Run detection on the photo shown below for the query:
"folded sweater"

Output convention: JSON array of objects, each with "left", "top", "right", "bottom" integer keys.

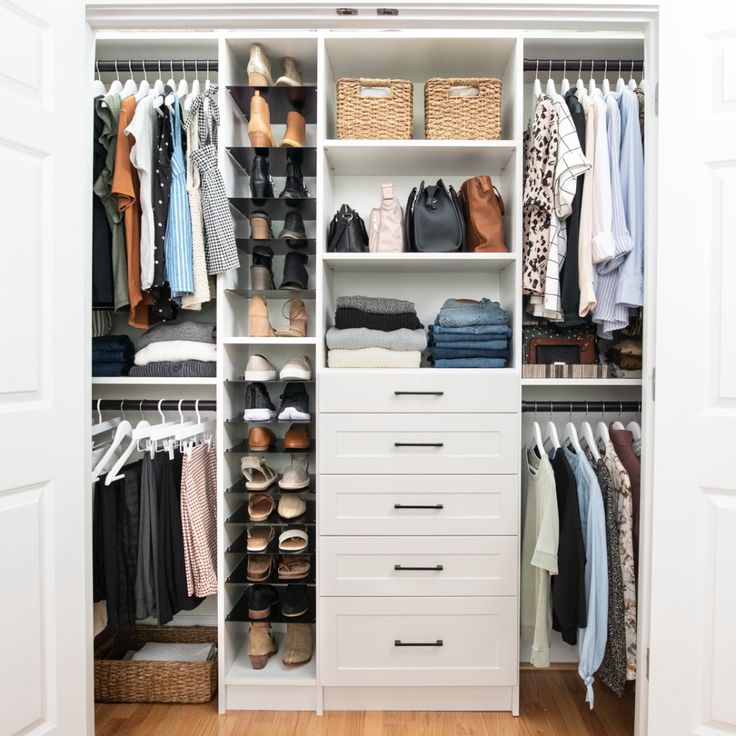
[
  {"left": 128, "top": 360, "right": 217, "bottom": 378},
  {"left": 327, "top": 348, "right": 421, "bottom": 369},
  {"left": 326, "top": 327, "right": 427, "bottom": 352},
  {"left": 134, "top": 340, "right": 217, "bottom": 366},
  {"left": 137, "top": 320, "right": 216, "bottom": 350},
  {"left": 336, "top": 295, "right": 416, "bottom": 315},
  {"left": 335, "top": 307, "right": 422, "bottom": 332}
]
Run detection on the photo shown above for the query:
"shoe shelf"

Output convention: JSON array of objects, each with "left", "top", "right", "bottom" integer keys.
[
  {"left": 227, "top": 85, "right": 318, "bottom": 124},
  {"left": 225, "top": 416, "right": 313, "bottom": 425},
  {"left": 226, "top": 501, "right": 316, "bottom": 526},
  {"left": 236, "top": 238, "right": 317, "bottom": 255},
  {"left": 226, "top": 559, "right": 316, "bottom": 587},
  {"left": 226, "top": 288, "right": 316, "bottom": 300},
  {"left": 226, "top": 440, "right": 315, "bottom": 454},
  {"left": 322, "top": 252, "right": 517, "bottom": 273},
  {"left": 222, "top": 337, "right": 318, "bottom": 345},
  {"left": 226, "top": 587, "right": 316, "bottom": 624},
  {"left": 226, "top": 530, "right": 316, "bottom": 556},
  {"left": 228, "top": 146, "right": 317, "bottom": 177},
  {"left": 230, "top": 197, "right": 317, "bottom": 219},
  {"left": 226, "top": 636, "right": 317, "bottom": 687},
  {"left": 225, "top": 378, "right": 315, "bottom": 385},
  {"left": 227, "top": 478, "right": 316, "bottom": 495}
]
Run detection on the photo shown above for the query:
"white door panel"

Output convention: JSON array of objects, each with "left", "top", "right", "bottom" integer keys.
[
  {"left": 0, "top": 0, "right": 90, "bottom": 733},
  {"left": 651, "top": 3, "right": 736, "bottom": 735}
]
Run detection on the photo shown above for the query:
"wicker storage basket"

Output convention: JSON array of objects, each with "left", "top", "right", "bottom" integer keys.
[
  {"left": 424, "top": 77, "right": 503, "bottom": 140},
  {"left": 94, "top": 626, "right": 218, "bottom": 704},
  {"left": 336, "top": 78, "right": 413, "bottom": 139}
]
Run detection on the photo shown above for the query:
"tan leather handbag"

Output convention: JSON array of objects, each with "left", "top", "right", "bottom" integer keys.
[{"left": 459, "top": 176, "right": 507, "bottom": 252}]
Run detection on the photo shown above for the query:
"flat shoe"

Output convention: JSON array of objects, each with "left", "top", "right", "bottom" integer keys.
[
  {"left": 277, "top": 555, "right": 311, "bottom": 580},
  {"left": 247, "top": 525, "right": 276, "bottom": 552},
  {"left": 279, "top": 527, "right": 308, "bottom": 553},
  {"left": 248, "top": 493, "right": 275, "bottom": 522},
  {"left": 248, "top": 426, "right": 276, "bottom": 452},
  {"left": 277, "top": 494, "right": 306, "bottom": 520},
  {"left": 278, "top": 461, "right": 310, "bottom": 491},
  {"left": 247, "top": 555, "right": 273, "bottom": 582},
  {"left": 283, "top": 424, "right": 310, "bottom": 450}
]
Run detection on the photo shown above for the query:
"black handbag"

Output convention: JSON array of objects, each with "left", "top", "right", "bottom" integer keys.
[
  {"left": 327, "top": 204, "right": 368, "bottom": 253},
  {"left": 405, "top": 179, "right": 465, "bottom": 252}
]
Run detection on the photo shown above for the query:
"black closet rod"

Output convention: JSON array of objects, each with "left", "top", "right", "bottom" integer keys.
[
  {"left": 95, "top": 59, "right": 218, "bottom": 73},
  {"left": 523, "top": 59, "right": 644, "bottom": 73},
  {"left": 522, "top": 400, "right": 641, "bottom": 413},
  {"left": 93, "top": 399, "right": 216, "bottom": 412}
]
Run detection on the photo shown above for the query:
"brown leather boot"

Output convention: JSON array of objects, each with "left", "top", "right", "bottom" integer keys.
[
  {"left": 248, "top": 91, "right": 276, "bottom": 147},
  {"left": 275, "top": 298, "right": 308, "bottom": 337},
  {"left": 248, "top": 622, "right": 278, "bottom": 670},
  {"left": 280, "top": 111, "right": 306, "bottom": 148},
  {"left": 249, "top": 295, "right": 275, "bottom": 337}
]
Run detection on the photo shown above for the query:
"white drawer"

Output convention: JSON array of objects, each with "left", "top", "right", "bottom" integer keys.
[
  {"left": 319, "top": 413, "right": 519, "bottom": 475},
  {"left": 319, "top": 369, "right": 518, "bottom": 414},
  {"left": 320, "top": 596, "right": 518, "bottom": 687},
  {"left": 319, "top": 536, "right": 517, "bottom": 597},
  {"left": 319, "top": 474, "right": 518, "bottom": 536}
]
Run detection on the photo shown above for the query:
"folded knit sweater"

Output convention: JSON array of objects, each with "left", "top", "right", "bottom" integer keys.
[
  {"left": 134, "top": 340, "right": 217, "bottom": 366},
  {"left": 327, "top": 348, "right": 421, "bottom": 369},
  {"left": 137, "top": 320, "right": 216, "bottom": 350},
  {"left": 335, "top": 307, "right": 422, "bottom": 332},
  {"left": 336, "top": 295, "right": 416, "bottom": 315},
  {"left": 326, "top": 327, "right": 427, "bottom": 352},
  {"left": 128, "top": 360, "right": 217, "bottom": 378}
]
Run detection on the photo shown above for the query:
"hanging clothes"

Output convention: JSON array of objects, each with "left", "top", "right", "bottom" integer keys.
[
  {"left": 92, "top": 99, "right": 114, "bottom": 309},
  {"left": 609, "top": 427, "right": 641, "bottom": 570}
]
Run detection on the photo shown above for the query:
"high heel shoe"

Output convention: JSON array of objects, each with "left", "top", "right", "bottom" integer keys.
[
  {"left": 275, "top": 298, "right": 308, "bottom": 338},
  {"left": 249, "top": 295, "right": 276, "bottom": 337},
  {"left": 247, "top": 44, "right": 274, "bottom": 86},
  {"left": 248, "top": 91, "right": 276, "bottom": 148}
]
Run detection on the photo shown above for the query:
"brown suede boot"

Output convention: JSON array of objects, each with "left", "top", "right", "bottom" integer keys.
[
  {"left": 282, "top": 624, "right": 313, "bottom": 666},
  {"left": 248, "top": 622, "right": 278, "bottom": 669},
  {"left": 280, "top": 111, "right": 306, "bottom": 148},
  {"left": 249, "top": 295, "right": 275, "bottom": 337},
  {"left": 248, "top": 91, "right": 276, "bottom": 147}
]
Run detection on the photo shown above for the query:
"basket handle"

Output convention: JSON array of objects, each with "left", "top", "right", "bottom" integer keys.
[{"left": 358, "top": 78, "right": 396, "bottom": 97}]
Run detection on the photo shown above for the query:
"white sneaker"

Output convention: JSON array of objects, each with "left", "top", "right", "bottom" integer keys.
[
  {"left": 279, "top": 354, "right": 312, "bottom": 381},
  {"left": 245, "top": 354, "right": 277, "bottom": 381}
]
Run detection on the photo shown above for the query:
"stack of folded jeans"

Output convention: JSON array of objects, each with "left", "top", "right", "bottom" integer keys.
[
  {"left": 428, "top": 298, "right": 512, "bottom": 368},
  {"left": 129, "top": 321, "right": 217, "bottom": 377},
  {"left": 328, "top": 296, "right": 425, "bottom": 368},
  {"left": 92, "top": 335, "right": 135, "bottom": 376}
]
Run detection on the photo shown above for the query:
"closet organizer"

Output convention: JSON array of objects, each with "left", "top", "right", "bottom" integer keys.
[{"left": 90, "top": 23, "right": 653, "bottom": 722}]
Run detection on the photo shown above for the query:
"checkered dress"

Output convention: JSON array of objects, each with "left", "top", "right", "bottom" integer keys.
[{"left": 185, "top": 86, "right": 239, "bottom": 274}]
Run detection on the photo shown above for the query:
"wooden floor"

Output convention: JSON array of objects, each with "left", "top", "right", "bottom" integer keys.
[{"left": 95, "top": 670, "right": 635, "bottom": 735}]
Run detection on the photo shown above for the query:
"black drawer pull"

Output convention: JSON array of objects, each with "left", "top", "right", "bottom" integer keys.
[
  {"left": 394, "top": 564, "right": 444, "bottom": 571},
  {"left": 394, "top": 442, "right": 444, "bottom": 447},
  {"left": 394, "top": 391, "right": 444, "bottom": 396},
  {"left": 394, "top": 503, "right": 444, "bottom": 510},
  {"left": 395, "top": 639, "right": 443, "bottom": 647}
]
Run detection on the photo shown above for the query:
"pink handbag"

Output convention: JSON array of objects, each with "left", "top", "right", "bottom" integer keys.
[{"left": 368, "top": 183, "right": 405, "bottom": 253}]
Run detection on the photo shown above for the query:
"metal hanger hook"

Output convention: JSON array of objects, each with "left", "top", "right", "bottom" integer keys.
[
  {"left": 182, "top": 59, "right": 186, "bottom": 82},
  {"left": 604, "top": 58, "right": 608, "bottom": 78},
  {"left": 158, "top": 399, "right": 165, "bottom": 424},
  {"left": 579, "top": 58, "right": 582, "bottom": 77},
  {"left": 194, "top": 59, "right": 198, "bottom": 81},
  {"left": 139, "top": 400, "right": 144, "bottom": 419},
  {"left": 206, "top": 58, "right": 210, "bottom": 78},
  {"left": 170, "top": 58, "right": 174, "bottom": 77},
  {"left": 590, "top": 58, "right": 594, "bottom": 81},
  {"left": 585, "top": 401, "right": 589, "bottom": 417},
  {"left": 631, "top": 59, "right": 635, "bottom": 81},
  {"left": 178, "top": 399, "right": 184, "bottom": 424},
  {"left": 618, "top": 59, "right": 622, "bottom": 77},
  {"left": 548, "top": 58, "right": 552, "bottom": 80},
  {"left": 128, "top": 59, "right": 133, "bottom": 80},
  {"left": 195, "top": 399, "right": 201, "bottom": 424},
  {"left": 562, "top": 58, "right": 567, "bottom": 77},
  {"left": 96, "top": 60, "right": 101, "bottom": 81},
  {"left": 120, "top": 400, "right": 126, "bottom": 421},
  {"left": 114, "top": 59, "right": 120, "bottom": 81},
  {"left": 158, "top": 59, "right": 162, "bottom": 78},
  {"left": 96, "top": 399, "right": 102, "bottom": 424},
  {"left": 142, "top": 59, "right": 148, "bottom": 81}
]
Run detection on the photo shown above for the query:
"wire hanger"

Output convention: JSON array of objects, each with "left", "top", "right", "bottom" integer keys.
[
  {"left": 107, "top": 59, "right": 123, "bottom": 95},
  {"left": 532, "top": 58, "right": 542, "bottom": 102},
  {"left": 92, "top": 60, "right": 106, "bottom": 97},
  {"left": 560, "top": 58, "right": 570, "bottom": 95},
  {"left": 601, "top": 58, "right": 611, "bottom": 96},
  {"left": 120, "top": 59, "right": 138, "bottom": 99},
  {"left": 616, "top": 59, "right": 626, "bottom": 92},
  {"left": 545, "top": 58, "right": 557, "bottom": 98},
  {"left": 135, "top": 59, "right": 151, "bottom": 101}
]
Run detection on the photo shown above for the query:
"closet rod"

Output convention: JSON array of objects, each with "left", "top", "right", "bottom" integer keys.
[
  {"left": 92, "top": 399, "right": 216, "bottom": 412},
  {"left": 95, "top": 59, "right": 218, "bottom": 73},
  {"left": 523, "top": 59, "right": 644, "bottom": 73},
  {"left": 522, "top": 400, "right": 641, "bottom": 413}
]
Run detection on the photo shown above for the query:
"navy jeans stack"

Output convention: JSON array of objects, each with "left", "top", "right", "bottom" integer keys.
[{"left": 92, "top": 335, "right": 135, "bottom": 376}]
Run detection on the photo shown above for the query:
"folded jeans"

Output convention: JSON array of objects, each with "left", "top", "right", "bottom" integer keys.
[
  {"left": 432, "top": 357, "right": 508, "bottom": 368},
  {"left": 436, "top": 298, "right": 508, "bottom": 327},
  {"left": 429, "top": 324, "right": 512, "bottom": 337},
  {"left": 429, "top": 346, "right": 510, "bottom": 360},
  {"left": 429, "top": 339, "right": 508, "bottom": 351}
]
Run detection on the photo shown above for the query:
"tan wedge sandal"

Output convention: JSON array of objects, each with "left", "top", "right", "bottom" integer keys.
[
  {"left": 249, "top": 295, "right": 276, "bottom": 337},
  {"left": 275, "top": 297, "right": 308, "bottom": 338},
  {"left": 248, "top": 91, "right": 276, "bottom": 147}
]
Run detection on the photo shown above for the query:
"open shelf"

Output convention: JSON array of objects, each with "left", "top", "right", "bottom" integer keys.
[
  {"left": 227, "top": 586, "right": 316, "bottom": 623},
  {"left": 226, "top": 500, "right": 316, "bottom": 526},
  {"left": 230, "top": 197, "right": 317, "bottom": 220},
  {"left": 227, "top": 478, "right": 316, "bottom": 495},
  {"left": 227, "top": 85, "right": 318, "bottom": 123},
  {"left": 225, "top": 378, "right": 314, "bottom": 385},
  {"left": 323, "top": 252, "right": 517, "bottom": 273},
  {"left": 226, "top": 440, "right": 315, "bottom": 454},
  {"left": 521, "top": 378, "right": 643, "bottom": 387},
  {"left": 91, "top": 377, "right": 217, "bottom": 385},
  {"left": 228, "top": 146, "right": 317, "bottom": 177},
  {"left": 226, "top": 530, "right": 316, "bottom": 556},
  {"left": 225, "top": 634, "right": 316, "bottom": 687},
  {"left": 227, "top": 289, "right": 316, "bottom": 300},
  {"left": 237, "top": 238, "right": 316, "bottom": 255},
  {"left": 226, "top": 558, "right": 316, "bottom": 586},
  {"left": 222, "top": 337, "right": 318, "bottom": 346}
]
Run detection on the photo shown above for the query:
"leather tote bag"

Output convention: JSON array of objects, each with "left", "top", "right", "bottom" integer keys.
[
  {"left": 327, "top": 204, "right": 369, "bottom": 253},
  {"left": 459, "top": 175, "right": 507, "bottom": 252},
  {"left": 405, "top": 179, "right": 465, "bottom": 252},
  {"left": 368, "top": 183, "right": 405, "bottom": 253}
]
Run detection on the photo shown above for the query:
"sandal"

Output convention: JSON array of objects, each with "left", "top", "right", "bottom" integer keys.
[
  {"left": 277, "top": 494, "right": 306, "bottom": 520},
  {"left": 247, "top": 554, "right": 273, "bottom": 582},
  {"left": 279, "top": 527, "right": 308, "bottom": 552},
  {"left": 248, "top": 493, "right": 275, "bottom": 522},
  {"left": 278, "top": 455, "right": 310, "bottom": 491},
  {"left": 277, "top": 555, "right": 311, "bottom": 580},
  {"left": 247, "top": 525, "right": 276, "bottom": 552},
  {"left": 241, "top": 456, "right": 278, "bottom": 491}
]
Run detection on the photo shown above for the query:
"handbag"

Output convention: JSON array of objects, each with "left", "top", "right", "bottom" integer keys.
[
  {"left": 368, "top": 183, "right": 405, "bottom": 253},
  {"left": 327, "top": 204, "right": 368, "bottom": 253},
  {"left": 459, "top": 175, "right": 507, "bottom": 252},
  {"left": 405, "top": 179, "right": 465, "bottom": 252}
]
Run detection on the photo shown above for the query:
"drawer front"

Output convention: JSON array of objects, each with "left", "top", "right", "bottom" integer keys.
[
  {"left": 319, "top": 370, "right": 519, "bottom": 414},
  {"left": 319, "top": 536, "right": 517, "bottom": 597},
  {"left": 319, "top": 413, "right": 519, "bottom": 475},
  {"left": 319, "top": 474, "right": 518, "bottom": 536},
  {"left": 320, "top": 596, "right": 518, "bottom": 686}
]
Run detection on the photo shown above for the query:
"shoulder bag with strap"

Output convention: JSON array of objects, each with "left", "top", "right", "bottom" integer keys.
[{"left": 368, "top": 183, "right": 405, "bottom": 253}]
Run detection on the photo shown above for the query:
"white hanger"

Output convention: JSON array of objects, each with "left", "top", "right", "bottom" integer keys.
[
  {"left": 153, "top": 59, "right": 165, "bottom": 96},
  {"left": 601, "top": 59, "right": 611, "bottom": 96},
  {"left": 91, "top": 399, "right": 122, "bottom": 437},
  {"left": 92, "top": 60, "right": 106, "bottom": 97},
  {"left": 560, "top": 58, "right": 571, "bottom": 95},
  {"left": 616, "top": 60, "right": 626, "bottom": 92},
  {"left": 595, "top": 402, "right": 611, "bottom": 449},
  {"left": 527, "top": 402, "right": 545, "bottom": 457},
  {"left": 611, "top": 404, "right": 628, "bottom": 431},
  {"left": 143, "top": 400, "right": 186, "bottom": 457},
  {"left": 177, "top": 60, "right": 189, "bottom": 100},
  {"left": 107, "top": 60, "right": 123, "bottom": 95},
  {"left": 165, "top": 59, "right": 176, "bottom": 92},
  {"left": 185, "top": 60, "right": 201, "bottom": 112},
  {"left": 541, "top": 406, "right": 560, "bottom": 452},
  {"left": 532, "top": 59, "right": 542, "bottom": 102},
  {"left": 627, "top": 420, "right": 642, "bottom": 441},
  {"left": 628, "top": 60, "right": 638, "bottom": 90},
  {"left": 576, "top": 59, "right": 585, "bottom": 94},
  {"left": 92, "top": 402, "right": 132, "bottom": 482},
  {"left": 545, "top": 59, "right": 557, "bottom": 98},
  {"left": 588, "top": 59, "right": 597, "bottom": 96},
  {"left": 579, "top": 407, "right": 601, "bottom": 463},
  {"left": 176, "top": 400, "right": 216, "bottom": 451},
  {"left": 120, "top": 59, "right": 138, "bottom": 99},
  {"left": 135, "top": 60, "right": 151, "bottom": 102},
  {"left": 562, "top": 404, "right": 583, "bottom": 454}
]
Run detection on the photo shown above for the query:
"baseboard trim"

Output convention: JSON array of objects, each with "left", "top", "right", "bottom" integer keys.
[{"left": 520, "top": 661, "right": 579, "bottom": 671}]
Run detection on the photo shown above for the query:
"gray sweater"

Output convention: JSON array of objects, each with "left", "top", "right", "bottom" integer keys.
[
  {"left": 336, "top": 295, "right": 416, "bottom": 315},
  {"left": 326, "top": 327, "right": 427, "bottom": 352}
]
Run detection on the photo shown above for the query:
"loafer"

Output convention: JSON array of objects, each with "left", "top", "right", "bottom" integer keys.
[
  {"left": 283, "top": 423, "right": 310, "bottom": 450},
  {"left": 281, "top": 584, "right": 309, "bottom": 618},
  {"left": 248, "top": 426, "right": 276, "bottom": 452},
  {"left": 248, "top": 584, "right": 279, "bottom": 619},
  {"left": 245, "top": 354, "right": 277, "bottom": 381},
  {"left": 279, "top": 354, "right": 311, "bottom": 381}
]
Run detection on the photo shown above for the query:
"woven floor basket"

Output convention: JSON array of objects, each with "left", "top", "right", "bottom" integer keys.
[
  {"left": 95, "top": 625, "right": 218, "bottom": 704},
  {"left": 424, "top": 77, "right": 503, "bottom": 140},
  {"left": 336, "top": 78, "right": 413, "bottom": 139}
]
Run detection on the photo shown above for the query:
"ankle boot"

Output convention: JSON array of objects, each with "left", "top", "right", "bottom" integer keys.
[
  {"left": 250, "top": 154, "right": 274, "bottom": 198},
  {"left": 251, "top": 245, "right": 275, "bottom": 290},
  {"left": 248, "top": 622, "right": 278, "bottom": 670},
  {"left": 279, "top": 251, "right": 308, "bottom": 291},
  {"left": 249, "top": 295, "right": 276, "bottom": 337},
  {"left": 280, "top": 111, "right": 306, "bottom": 148},
  {"left": 275, "top": 298, "right": 308, "bottom": 338},
  {"left": 248, "top": 91, "right": 276, "bottom": 148},
  {"left": 278, "top": 210, "right": 308, "bottom": 243},
  {"left": 247, "top": 44, "right": 273, "bottom": 86},
  {"left": 279, "top": 161, "right": 308, "bottom": 199},
  {"left": 250, "top": 211, "right": 274, "bottom": 240},
  {"left": 275, "top": 57, "right": 302, "bottom": 87}
]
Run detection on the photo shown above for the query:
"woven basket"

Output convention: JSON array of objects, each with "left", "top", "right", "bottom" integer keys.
[
  {"left": 424, "top": 77, "right": 503, "bottom": 140},
  {"left": 94, "top": 625, "right": 218, "bottom": 704},
  {"left": 336, "top": 78, "right": 413, "bottom": 139}
]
